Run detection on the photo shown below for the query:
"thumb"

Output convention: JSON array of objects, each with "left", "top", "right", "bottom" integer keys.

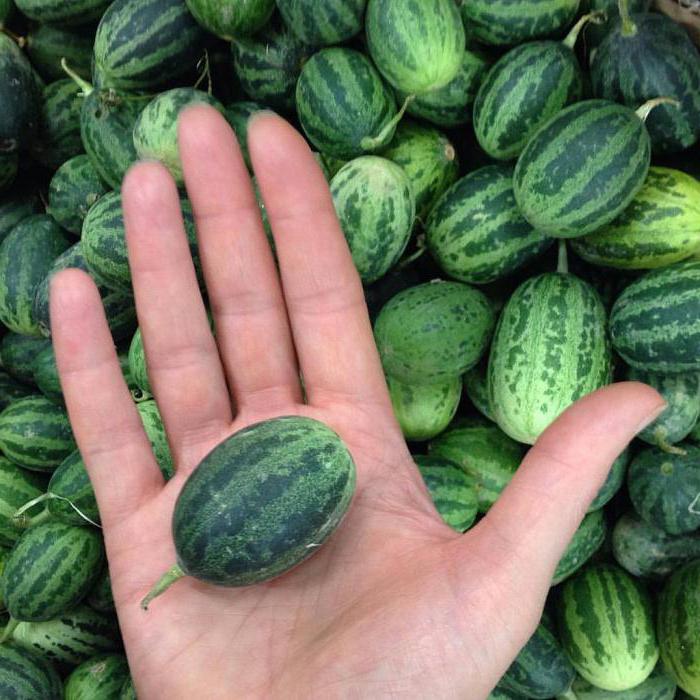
[{"left": 475, "top": 382, "right": 665, "bottom": 592}]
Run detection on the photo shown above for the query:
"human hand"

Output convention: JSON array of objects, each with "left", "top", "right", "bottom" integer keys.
[{"left": 50, "top": 106, "right": 664, "bottom": 699}]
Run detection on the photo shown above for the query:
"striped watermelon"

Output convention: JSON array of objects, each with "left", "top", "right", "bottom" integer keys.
[
  {"left": 571, "top": 167, "right": 700, "bottom": 270},
  {"left": 589, "top": 448, "right": 629, "bottom": 512},
  {"left": 0, "top": 216, "right": 72, "bottom": 337},
  {"left": 80, "top": 88, "right": 145, "bottom": 190},
  {"left": 0, "top": 214, "right": 71, "bottom": 336},
  {"left": 609, "top": 260, "right": 700, "bottom": 373},
  {"left": 426, "top": 165, "right": 552, "bottom": 285},
  {"left": 387, "top": 374, "right": 461, "bottom": 442},
  {"left": 628, "top": 445, "right": 700, "bottom": 536},
  {"left": 0, "top": 371, "right": 35, "bottom": 411},
  {"left": 553, "top": 509, "right": 606, "bottom": 586},
  {"left": 459, "top": 0, "right": 581, "bottom": 46},
  {"left": 429, "top": 418, "right": 524, "bottom": 512},
  {"left": 514, "top": 99, "right": 652, "bottom": 238},
  {"left": 276, "top": 0, "right": 366, "bottom": 46},
  {"left": 463, "top": 363, "right": 495, "bottom": 422},
  {"left": 127, "top": 328, "right": 151, "bottom": 397},
  {"left": 366, "top": 0, "right": 465, "bottom": 94},
  {"left": 10, "top": 605, "right": 121, "bottom": 666},
  {"left": 500, "top": 622, "right": 576, "bottom": 698},
  {"left": 185, "top": 0, "right": 274, "bottom": 39},
  {"left": 0, "top": 643, "right": 61, "bottom": 700},
  {"left": 626, "top": 368, "right": 700, "bottom": 451},
  {"left": 612, "top": 512, "right": 700, "bottom": 579},
  {"left": 0, "top": 332, "right": 50, "bottom": 384},
  {"left": 295, "top": 48, "right": 400, "bottom": 159},
  {"left": 87, "top": 566, "right": 114, "bottom": 613},
  {"left": 4, "top": 522, "right": 104, "bottom": 622},
  {"left": 413, "top": 455, "right": 478, "bottom": 532},
  {"left": 232, "top": 19, "right": 312, "bottom": 112},
  {"left": 32, "top": 344, "right": 63, "bottom": 405},
  {"left": 374, "top": 281, "right": 495, "bottom": 385},
  {"left": 658, "top": 559, "right": 700, "bottom": 696},
  {"left": 224, "top": 101, "right": 265, "bottom": 172},
  {"left": 93, "top": 0, "right": 205, "bottom": 90},
  {"left": 0, "top": 458, "right": 46, "bottom": 547},
  {"left": 558, "top": 563, "right": 659, "bottom": 691},
  {"left": 591, "top": 12, "right": 700, "bottom": 153},
  {"left": 26, "top": 24, "right": 94, "bottom": 83},
  {"left": 64, "top": 654, "right": 130, "bottom": 699},
  {"left": 0, "top": 396, "right": 76, "bottom": 472},
  {"left": 14, "top": 0, "right": 109, "bottom": 25},
  {"left": 0, "top": 33, "right": 40, "bottom": 153},
  {"left": 133, "top": 88, "right": 225, "bottom": 186},
  {"left": 567, "top": 663, "right": 677, "bottom": 700},
  {"left": 0, "top": 152, "right": 17, "bottom": 193},
  {"left": 137, "top": 399, "right": 174, "bottom": 479},
  {"left": 143, "top": 416, "right": 356, "bottom": 606},
  {"left": 585, "top": 0, "right": 652, "bottom": 49},
  {"left": 473, "top": 14, "right": 591, "bottom": 161},
  {"left": 488, "top": 273, "right": 612, "bottom": 445},
  {"left": 82, "top": 192, "right": 200, "bottom": 295},
  {"left": 0, "top": 189, "right": 42, "bottom": 247},
  {"left": 330, "top": 156, "right": 415, "bottom": 283},
  {"left": 30, "top": 79, "right": 84, "bottom": 171},
  {"left": 47, "top": 155, "right": 109, "bottom": 236},
  {"left": 399, "top": 49, "right": 490, "bottom": 129},
  {"left": 381, "top": 120, "right": 459, "bottom": 221}
]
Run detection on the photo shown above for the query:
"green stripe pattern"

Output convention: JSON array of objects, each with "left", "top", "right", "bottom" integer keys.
[
  {"left": 500, "top": 622, "right": 575, "bottom": 698},
  {"left": 571, "top": 167, "right": 700, "bottom": 270},
  {"left": 32, "top": 344, "right": 63, "bottom": 405},
  {"left": 44, "top": 450, "right": 100, "bottom": 527},
  {"left": 400, "top": 49, "right": 490, "bottom": 128},
  {"left": 427, "top": 165, "right": 552, "bottom": 284},
  {"left": 0, "top": 215, "right": 72, "bottom": 336},
  {"left": 387, "top": 375, "right": 461, "bottom": 442},
  {"left": 612, "top": 512, "right": 700, "bottom": 579},
  {"left": 0, "top": 643, "right": 61, "bottom": 700},
  {"left": 628, "top": 445, "right": 700, "bottom": 536},
  {"left": 366, "top": 0, "right": 464, "bottom": 94},
  {"left": 488, "top": 273, "right": 612, "bottom": 445},
  {"left": 429, "top": 418, "right": 524, "bottom": 512},
  {"left": 87, "top": 567, "right": 114, "bottom": 613},
  {"left": 553, "top": 510, "right": 606, "bottom": 586},
  {"left": 172, "top": 416, "right": 356, "bottom": 586},
  {"left": 128, "top": 328, "right": 151, "bottom": 396},
  {"left": 10, "top": 605, "right": 121, "bottom": 667},
  {"left": 0, "top": 396, "right": 76, "bottom": 472},
  {"left": 626, "top": 368, "right": 700, "bottom": 449},
  {"left": 463, "top": 363, "right": 495, "bottom": 422},
  {"left": 94, "top": 0, "right": 205, "bottom": 90},
  {"left": 381, "top": 120, "right": 459, "bottom": 221},
  {"left": 133, "top": 88, "right": 224, "bottom": 186},
  {"left": 514, "top": 99, "right": 652, "bottom": 238},
  {"left": 658, "top": 560, "right": 700, "bottom": 696},
  {"left": 586, "top": 0, "right": 651, "bottom": 48},
  {"left": 0, "top": 190, "right": 42, "bottom": 246},
  {"left": 0, "top": 371, "right": 35, "bottom": 412},
  {"left": 48, "top": 155, "right": 109, "bottom": 235},
  {"left": 296, "top": 48, "right": 398, "bottom": 159},
  {"left": 558, "top": 563, "right": 659, "bottom": 691},
  {"left": 137, "top": 399, "right": 174, "bottom": 479},
  {"left": 64, "top": 654, "right": 129, "bottom": 699},
  {"left": 0, "top": 457, "right": 46, "bottom": 547},
  {"left": 474, "top": 40, "right": 582, "bottom": 161},
  {"left": 460, "top": 0, "right": 580, "bottom": 46},
  {"left": 567, "top": 662, "right": 677, "bottom": 700},
  {"left": 331, "top": 156, "right": 415, "bottom": 283},
  {"left": 374, "top": 281, "right": 495, "bottom": 384},
  {"left": 4, "top": 522, "right": 104, "bottom": 622},
  {"left": 609, "top": 260, "right": 700, "bottom": 373},
  {"left": 185, "top": 0, "right": 274, "bottom": 39},
  {"left": 232, "top": 20, "right": 312, "bottom": 112},
  {"left": 80, "top": 89, "right": 145, "bottom": 190},
  {"left": 14, "top": 0, "right": 109, "bottom": 25},
  {"left": 224, "top": 101, "right": 265, "bottom": 172},
  {"left": 414, "top": 455, "right": 477, "bottom": 532},
  {"left": 0, "top": 332, "right": 50, "bottom": 383},
  {"left": 589, "top": 448, "right": 629, "bottom": 512},
  {"left": 26, "top": 24, "right": 94, "bottom": 83},
  {"left": 276, "top": 0, "right": 366, "bottom": 46},
  {"left": 591, "top": 14, "right": 700, "bottom": 153}
]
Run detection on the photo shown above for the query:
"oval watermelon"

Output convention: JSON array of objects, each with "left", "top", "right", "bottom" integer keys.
[
  {"left": 276, "top": 0, "right": 366, "bottom": 46},
  {"left": 0, "top": 332, "right": 50, "bottom": 384},
  {"left": 127, "top": 328, "right": 151, "bottom": 397},
  {"left": 589, "top": 448, "right": 629, "bottom": 513},
  {"left": 14, "top": 0, "right": 109, "bottom": 25},
  {"left": 567, "top": 662, "right": 677, "bottom": 700},
  {"left": 185, "top": 0, "right": 274, "bottom": 39},
  {"left": 553, "top": 509, "right": 607, "bottom": 586},
  {"left": 0, "top": 643, "right": 61, "bottom": 700},
  {"left": 64, "top": 653, "right": 130, "bottom": 699},
  {"left": 32, "top": 344, "right": 63, "bottom": 405},
  {"left": 463, "top": 363, "right": 495, "bottom": 422}
]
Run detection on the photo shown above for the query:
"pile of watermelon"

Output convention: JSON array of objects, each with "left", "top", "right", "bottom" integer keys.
[{"left": 1, "top": 0, "right": 700, "bottom": 696}]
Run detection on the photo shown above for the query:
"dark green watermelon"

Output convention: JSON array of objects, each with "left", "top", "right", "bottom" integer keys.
[
  {"left": 0, "top": 642, "right": 61, "bottom": 700},
  {"left": 0, "top": 371, "right": 35, "bottom": 411},
  {"left": 26, "top": 24, "right": 94, "bottom": 84},
  {"left": 186, "top": 0, "right": 274, "bottom": 39},
  {"left": 87, "top": 566, "right": 114, "bottom": 613},
  {"left": 14, "top": 0, "right": 110, "bottom": 25},
  {"left": 589, "top": 448, "right": 629, "bottom": 512},
  {"left": 136, "top": 399, "right": 174, "bottom": 479},
  {"left": 0, "top": 332, "right": 50, "bottom": 384},
  {"left": 64, "top": 653, "right": 130, "bottom": 699},
  {"left": 32, "top": 344, "right": 62, "bottom": 405},
  {"left": 0, "top": 188, "right": 42, "bottom": 246},
  {"left": 585, "top": 0, "right": 652, "bottom": 49},
  {"left": 553, "top": 509, "right": 607, "bottom": 585},
  {"left": 276, "top": 0, "right": 366, "bottom": 46},
  {"left": 0, "top": 457, "right": 46, "bottom": 547}
]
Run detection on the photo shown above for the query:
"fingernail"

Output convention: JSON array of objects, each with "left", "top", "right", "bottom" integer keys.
[
  {"left": 247, "top": 109, "right": 277, "bottom": 127},
  {"left": 635, "top": 402, "right": 668, "bottom": 434}
]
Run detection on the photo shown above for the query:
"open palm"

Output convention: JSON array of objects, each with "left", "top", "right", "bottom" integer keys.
[{"left": 50, "top": 107, "right": 663, "bottom": 699}]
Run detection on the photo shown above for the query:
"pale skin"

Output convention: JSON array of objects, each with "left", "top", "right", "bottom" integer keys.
[{"left": 50, "top": 106, "right": 665, "bottom": 699}]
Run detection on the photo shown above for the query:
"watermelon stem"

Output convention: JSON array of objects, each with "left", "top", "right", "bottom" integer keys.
[
  {"left": 0, "top": 28, "right": 26, "bottom": 48},
  {"left": 360, "top": 95, "right": 415, "bottom": 153},
  {"left": 557, "top": 240, "right": 569, "bottom": 274},
  {"left": 635, "top": 97, "right": 681, "bottom": 122},
  {"left": 563, "top": 11, "right": 606, "bottom": 50},
  {"left": 617, "top": 0, "right": 637, "bottom": 36},
  {"left": 396, "top": 237, "right": 427, "bottom": 269},
  {"left": 141, "top": 564, "right": 186, "bottom": 610},
  {"left": 12, "top": 493, "right": 52, "bottom": 528},
  {"left": 0, "top": 617, "right": 18, "bottom": 644},
  {"left": 61, "top": 58, "right": 93, "bottom": 97},
  {"left": 655, "top": 429, "right": 687, "bottom": 456}
]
